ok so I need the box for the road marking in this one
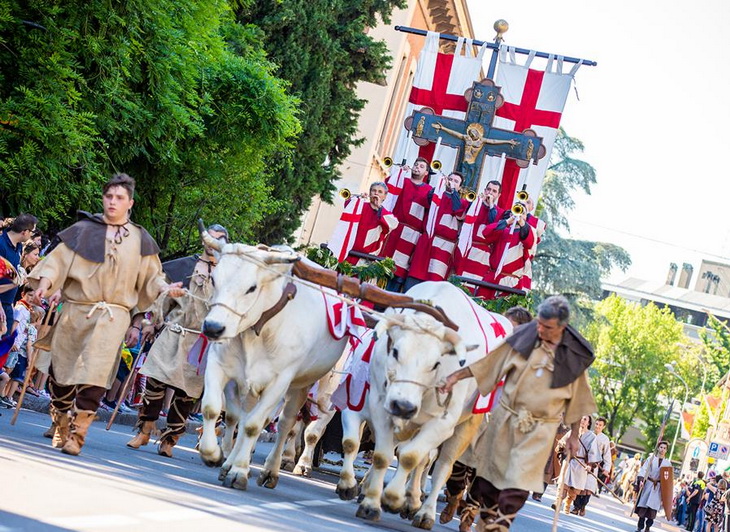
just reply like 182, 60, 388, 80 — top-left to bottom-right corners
47, 514, 141, 528
260, 502, 302, 510
296, 499, 337, 507
138, 508, 210, 522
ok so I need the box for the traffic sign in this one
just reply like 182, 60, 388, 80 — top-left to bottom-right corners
708, 442, 730, 460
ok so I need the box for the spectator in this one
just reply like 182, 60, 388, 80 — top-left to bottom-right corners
3, 285, 36, 405
687, 471, 706, 531
0, 214, 38, 333
704, 478, 726, 532
675, 480, 689, 526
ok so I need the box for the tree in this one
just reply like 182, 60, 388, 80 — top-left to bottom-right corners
0, 0, 299, 256
234, 0, 406, 243
701, 314, 730, 379
585, 294, 694, 445
532, 129, 631, 306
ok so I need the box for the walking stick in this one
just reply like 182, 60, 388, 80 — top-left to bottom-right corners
572, 456, 626, 504
105, 343, 143, 430
552, 450, 571, 532
11, 307, 55, 426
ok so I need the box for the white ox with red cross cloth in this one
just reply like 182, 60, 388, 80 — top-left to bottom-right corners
355, 281, 513, 529
198, 236, 365, 491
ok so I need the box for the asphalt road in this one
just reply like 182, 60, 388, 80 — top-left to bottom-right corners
0, 409, 681, 532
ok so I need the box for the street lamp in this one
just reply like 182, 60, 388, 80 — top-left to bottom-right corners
665, 363, 690, 462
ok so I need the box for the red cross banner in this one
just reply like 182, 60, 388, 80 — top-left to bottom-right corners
327, 198, 365, 262
391, 31, 485, 178
484, 47, 581, 209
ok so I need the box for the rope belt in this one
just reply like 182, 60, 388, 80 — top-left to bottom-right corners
499, 399, 561, 434
66, 299, 131, 321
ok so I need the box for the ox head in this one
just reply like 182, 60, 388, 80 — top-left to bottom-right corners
199, 224, 300, 340
375, 313, 478, 420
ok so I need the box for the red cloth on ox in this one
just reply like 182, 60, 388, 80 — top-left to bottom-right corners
474, 220, 535, 300
344, 203, 397, 265
381, 179, 433, 278
455, 202, 505, 281
409, 191, 468, 281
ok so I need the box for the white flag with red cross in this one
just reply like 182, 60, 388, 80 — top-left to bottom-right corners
327, 197, 366, 262
485, 46, 581, 210
385, 31, 486, 212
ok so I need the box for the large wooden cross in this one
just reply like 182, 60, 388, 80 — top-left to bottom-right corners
406, 79, 546, 190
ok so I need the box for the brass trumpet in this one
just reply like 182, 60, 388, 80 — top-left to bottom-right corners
339, 188, 352, 200
431, 160, 442, 172
511, 202, 526, 216
383, 157, 393, 168
516, 186, 529, 202
462, 189, 477, 202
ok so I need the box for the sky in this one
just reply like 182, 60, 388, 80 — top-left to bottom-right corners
466, 0, 730, 285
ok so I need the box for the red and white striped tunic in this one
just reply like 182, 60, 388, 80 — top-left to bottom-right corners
381, 179, 433, 278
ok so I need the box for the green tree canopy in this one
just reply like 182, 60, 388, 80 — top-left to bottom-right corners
233, 0, 405, 243
532, 129, 631, 308
585, 294, 693, 445
0, 0, 300, 256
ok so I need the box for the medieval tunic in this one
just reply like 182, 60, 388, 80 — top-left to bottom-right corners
561, 429, 601, 492
381, 179, 433, 278
475, 218, 535, 299
467, 323, 597, 494
408, 190, 468, 281
28, 218, 165, 389
456, 202, 504, 280
139, 262, 213, 398
635, 454, 672, 516
584, 431, 612, 494
344, 202, 398, 265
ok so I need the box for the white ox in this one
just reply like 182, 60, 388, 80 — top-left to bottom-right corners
356, 281, 513, 529
198, 236, 354, 491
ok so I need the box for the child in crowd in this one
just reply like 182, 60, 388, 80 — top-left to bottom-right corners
2, 285, 36, 406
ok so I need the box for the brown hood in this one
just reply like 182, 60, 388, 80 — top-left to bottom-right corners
506, 320, 594, 388
58, 211, 160, 263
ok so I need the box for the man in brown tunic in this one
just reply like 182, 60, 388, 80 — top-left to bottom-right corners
440, 295, 597, 531
126, 223, 228, 457
30, 174, 182, 456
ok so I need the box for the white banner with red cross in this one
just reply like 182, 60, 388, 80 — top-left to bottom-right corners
385, 31, 486, 211
484, 46, 581, 209
327, 197, 366, 262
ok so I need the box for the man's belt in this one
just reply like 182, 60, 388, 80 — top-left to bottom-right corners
65, 299, 131, 321
499, 399, 561, 434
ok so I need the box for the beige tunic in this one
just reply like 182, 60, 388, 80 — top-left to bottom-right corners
469, 341, 597, 493
139, 265, 212, 398
28, 226, 165, 388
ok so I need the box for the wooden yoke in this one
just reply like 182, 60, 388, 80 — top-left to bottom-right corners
292, 261, 459, 331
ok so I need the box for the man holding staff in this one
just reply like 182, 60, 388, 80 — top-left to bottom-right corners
30, 173, 183, 456
440, 295, 597, 530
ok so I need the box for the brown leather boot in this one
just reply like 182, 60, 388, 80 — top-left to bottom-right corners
126, 420, 156, 449
50, 407, 71, 449
157, 433, 181, 458
61, 409, 96, 456
459, 504, 479, 532
43, 421, 57, 439
440, 493, 463, 524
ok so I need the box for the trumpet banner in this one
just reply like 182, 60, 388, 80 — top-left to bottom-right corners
485, 47, 581, 209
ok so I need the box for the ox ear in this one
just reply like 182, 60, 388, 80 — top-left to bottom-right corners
374, 318, 389, 341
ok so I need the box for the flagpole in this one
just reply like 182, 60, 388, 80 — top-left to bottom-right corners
486, 20, 509, 79
393, 25, 598, 70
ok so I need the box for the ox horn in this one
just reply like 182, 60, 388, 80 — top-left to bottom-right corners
262, 251, 301, 265
441, 327, 468, 367
198, 219, 223, 252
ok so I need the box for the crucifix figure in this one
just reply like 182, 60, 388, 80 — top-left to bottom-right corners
405, 79, 546, 190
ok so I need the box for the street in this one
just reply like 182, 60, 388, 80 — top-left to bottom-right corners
1, 409, 681, 532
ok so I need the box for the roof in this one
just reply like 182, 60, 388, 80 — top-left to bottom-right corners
603, 278, 730, 320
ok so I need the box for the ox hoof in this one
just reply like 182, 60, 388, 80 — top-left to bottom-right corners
382, 495, 404, 515
200, 449, 224, 468
281, 459, 296, 473
217, 464, 232, 482
412, 513, 435, 530
222, 470, 249, 491
357, 493, 365, 504
292, 464, 312, 477
356, 504, 381, 522
336, 484, 359, 501
400, 504, 421, 521
257, 470, 279, 489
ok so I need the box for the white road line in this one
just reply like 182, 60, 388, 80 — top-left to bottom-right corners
47, 514, 141, 528
296, 499, 336, 507
260, 502, 302, 510
138, 508, 210, 522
